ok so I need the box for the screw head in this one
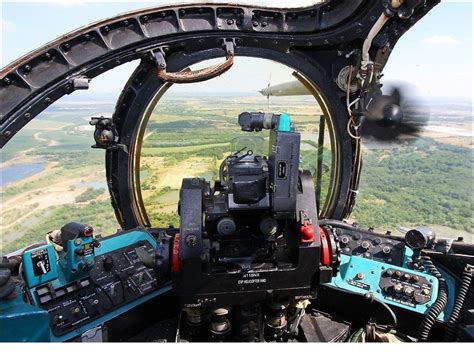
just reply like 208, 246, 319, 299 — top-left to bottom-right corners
185, 234, 198, 247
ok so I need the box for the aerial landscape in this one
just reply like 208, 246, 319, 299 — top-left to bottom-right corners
0, 91, 472, 255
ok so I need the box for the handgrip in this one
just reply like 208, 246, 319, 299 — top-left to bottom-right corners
157, 54, 234, 83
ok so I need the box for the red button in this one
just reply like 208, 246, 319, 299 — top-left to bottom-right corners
300, 221, 315, 242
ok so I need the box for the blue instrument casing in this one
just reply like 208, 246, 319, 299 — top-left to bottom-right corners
22, 244, 58, 288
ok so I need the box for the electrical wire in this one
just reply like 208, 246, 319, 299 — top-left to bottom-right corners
345, 64, 362, 141
444, 264, 473, 341
318, 219, 405, 242
417, 255, 449, 341
324, 284, 397, 331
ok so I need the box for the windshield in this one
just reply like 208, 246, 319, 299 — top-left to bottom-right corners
0, 1, 471, 255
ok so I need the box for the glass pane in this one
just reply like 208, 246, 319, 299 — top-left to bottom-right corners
139, 57, 335, 227
350, 99, 473, 242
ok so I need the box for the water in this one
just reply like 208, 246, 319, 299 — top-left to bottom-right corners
0, 163, 45, 187
78, 181, 108, 189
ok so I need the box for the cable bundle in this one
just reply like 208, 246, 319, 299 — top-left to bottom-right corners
417, 255, 449, 341
444, 264, 473, 341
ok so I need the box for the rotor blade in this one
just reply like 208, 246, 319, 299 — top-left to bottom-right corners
361, 82, 430, 142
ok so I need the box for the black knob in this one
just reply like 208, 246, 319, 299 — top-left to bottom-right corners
103, 256, 114, 271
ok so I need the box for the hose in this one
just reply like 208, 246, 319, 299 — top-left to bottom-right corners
444, 264, 473, 341
318, 219, 405, 242
417, 255, 449, 341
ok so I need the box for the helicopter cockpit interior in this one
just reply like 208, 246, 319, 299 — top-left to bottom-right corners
0, 0, 472, 343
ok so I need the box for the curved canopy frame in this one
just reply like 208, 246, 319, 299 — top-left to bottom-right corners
0, 0, 437, 146
0, 0, 439, 228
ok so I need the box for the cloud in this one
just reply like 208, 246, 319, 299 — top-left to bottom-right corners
2, 19, 17, 33
423, 35, 461, 46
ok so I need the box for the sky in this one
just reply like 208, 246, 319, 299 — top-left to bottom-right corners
1, 0, 472, 99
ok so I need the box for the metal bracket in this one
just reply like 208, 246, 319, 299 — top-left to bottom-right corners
150, 48, 167, 70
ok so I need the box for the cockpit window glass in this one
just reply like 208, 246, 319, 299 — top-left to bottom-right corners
349, 2, 473, 242
139, 57, 335, 227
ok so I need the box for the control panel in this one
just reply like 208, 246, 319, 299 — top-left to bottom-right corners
25, 230, 167, 338
23, 244, 58, 287
328, 253, 453, 319
379, 268, 433, 307
333, 227, 406, 266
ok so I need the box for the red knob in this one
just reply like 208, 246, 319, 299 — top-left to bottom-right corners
300, 221, 315, 242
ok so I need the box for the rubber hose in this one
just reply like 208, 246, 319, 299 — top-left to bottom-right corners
444, 264, 473, 341
417, 255, 448, 341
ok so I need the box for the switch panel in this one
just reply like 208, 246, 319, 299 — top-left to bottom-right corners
328, 254, 446, 317
23, 244, 58, 287
379, 268, 433, 307
34, 240, 159, 336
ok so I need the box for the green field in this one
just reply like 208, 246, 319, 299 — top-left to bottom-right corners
1, 95, 472, 254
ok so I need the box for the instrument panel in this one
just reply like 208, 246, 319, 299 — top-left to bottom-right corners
333, 227, 406, 266
12, 225, 458, 342
24, 230, 166, 338
327, 225, 454, 319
